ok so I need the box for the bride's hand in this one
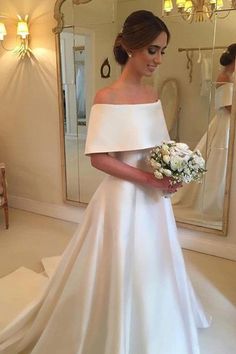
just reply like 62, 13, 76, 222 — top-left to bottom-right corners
145, 173, 182, 193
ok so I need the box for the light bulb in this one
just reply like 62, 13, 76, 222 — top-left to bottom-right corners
164, 0, 174, 13
184, 0, 193, 12
176, 0, 186, 8
17, 20, 29, 39
0, 22, 7, 41
216, 0, 224, 9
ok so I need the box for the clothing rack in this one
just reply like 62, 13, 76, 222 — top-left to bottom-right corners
178, 45, 227, 52
178, 46, 227, 83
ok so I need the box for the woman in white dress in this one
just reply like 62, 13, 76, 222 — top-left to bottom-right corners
0, 10, 210, 354
173, 44, 236, 225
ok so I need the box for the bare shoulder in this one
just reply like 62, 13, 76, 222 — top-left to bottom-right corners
93, 87, 115, 104
216, 73, 231, 87
144, 84, 159, 101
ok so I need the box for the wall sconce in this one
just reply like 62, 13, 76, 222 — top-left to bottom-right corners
0, 15, 32, 58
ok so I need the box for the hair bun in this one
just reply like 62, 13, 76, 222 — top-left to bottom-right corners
220, 43, 236, 66
113, 33, 128, 65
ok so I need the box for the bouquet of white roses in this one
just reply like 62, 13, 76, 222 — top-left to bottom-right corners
148, 140, 206, 185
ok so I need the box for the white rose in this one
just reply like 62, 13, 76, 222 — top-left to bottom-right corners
170, 155, 185, 172
183, 152, 191, 162
194, 156, 205, 169
154, 170, 163, 179
161, 144, 169, 154
163, 155, 170, 164
162, 168, 172, 177
150, 159, 161, 169
176, 142, 190, 151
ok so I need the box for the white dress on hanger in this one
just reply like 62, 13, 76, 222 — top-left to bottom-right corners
172, 82, 234, 224
0, 102, 210, 354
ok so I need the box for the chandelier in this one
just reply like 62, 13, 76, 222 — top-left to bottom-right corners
163, 0, 236, 22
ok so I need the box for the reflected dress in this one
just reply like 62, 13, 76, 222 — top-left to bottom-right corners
0, 102, 210, 354
172, 83, 234, 224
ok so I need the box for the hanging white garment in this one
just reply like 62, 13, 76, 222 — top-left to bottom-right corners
76, 63, 86, 118
0, 102, 210, 354
172, 82, 234, 224
200, 55, 212, 97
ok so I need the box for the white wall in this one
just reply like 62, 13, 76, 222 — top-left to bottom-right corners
0, 0, 63, 205
0, 0, 236, 260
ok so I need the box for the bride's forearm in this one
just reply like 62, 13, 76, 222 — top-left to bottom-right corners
90, 153, 175, 191
90, 153, 149, 185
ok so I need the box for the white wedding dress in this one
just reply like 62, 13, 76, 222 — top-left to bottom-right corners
0, 102, 210, 354
172, 82, 234, 226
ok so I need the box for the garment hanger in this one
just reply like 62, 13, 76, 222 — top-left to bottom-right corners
197, 47, 202, 64
186, 49, 194, 83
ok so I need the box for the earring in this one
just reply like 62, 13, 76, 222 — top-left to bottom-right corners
127, 52, 132, 58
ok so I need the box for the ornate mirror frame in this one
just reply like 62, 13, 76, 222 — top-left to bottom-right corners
53, 0, 68, 206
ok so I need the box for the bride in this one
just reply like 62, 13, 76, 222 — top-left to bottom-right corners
0, 10, 210, 354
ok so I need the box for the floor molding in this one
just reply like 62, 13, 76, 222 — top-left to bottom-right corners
9, 195, 84, 224
9, 195, 236, 261
179, 230, 236, 261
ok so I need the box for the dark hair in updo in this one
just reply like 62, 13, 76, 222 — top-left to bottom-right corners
113, 10, 170, 65
220, 43, 236, 66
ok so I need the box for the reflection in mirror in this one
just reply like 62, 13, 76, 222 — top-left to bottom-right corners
169, 11, 236, 234
55, 1, 236, 234
60, 26, 104, 202
172, 78, 235, 231
58, 0, 116, 203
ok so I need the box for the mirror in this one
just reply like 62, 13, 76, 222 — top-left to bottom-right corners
161, 10, 236, 234
54, 0, 236, 235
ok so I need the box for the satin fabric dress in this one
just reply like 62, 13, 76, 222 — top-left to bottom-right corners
0, 102, 210, 354
172, 83, 234, 225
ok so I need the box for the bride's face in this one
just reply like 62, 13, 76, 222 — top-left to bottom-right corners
130, 31, 168, 77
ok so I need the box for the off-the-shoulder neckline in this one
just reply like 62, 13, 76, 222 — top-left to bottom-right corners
216, 82, 234, 89
93, 100, 160, 107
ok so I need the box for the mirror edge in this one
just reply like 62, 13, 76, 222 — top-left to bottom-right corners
176, 221, 226, 236
221, 77, 236, 235
53, 0, 70, 204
